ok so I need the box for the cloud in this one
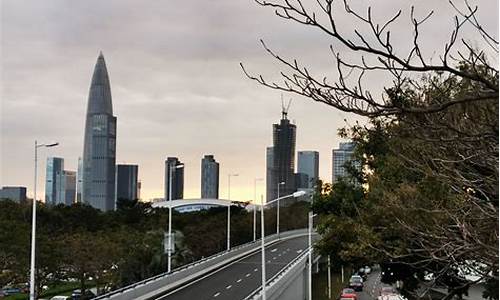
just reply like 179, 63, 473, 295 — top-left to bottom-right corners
1, 0, 497, 201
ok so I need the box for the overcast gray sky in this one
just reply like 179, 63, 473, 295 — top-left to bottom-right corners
1, 0, 497, 202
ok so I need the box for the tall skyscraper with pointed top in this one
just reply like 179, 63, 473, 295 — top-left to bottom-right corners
81, 52, 117, 211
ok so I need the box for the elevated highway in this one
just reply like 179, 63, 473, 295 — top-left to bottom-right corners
94, 229, 315, 300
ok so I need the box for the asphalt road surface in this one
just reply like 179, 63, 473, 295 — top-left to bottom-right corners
155, 235, 308, 300
355, 269, 392, 300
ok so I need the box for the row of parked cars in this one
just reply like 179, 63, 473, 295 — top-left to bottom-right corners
339, 266, 373, 300
339, 265, 403, 300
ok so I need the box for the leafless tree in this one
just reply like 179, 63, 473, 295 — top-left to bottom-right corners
241, 0, 498, 116
241, 0, 499, 296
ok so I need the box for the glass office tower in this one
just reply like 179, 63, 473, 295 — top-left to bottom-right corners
81, 52, 117, 211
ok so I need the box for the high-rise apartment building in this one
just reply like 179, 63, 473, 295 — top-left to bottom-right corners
116, 164, 139, 202
164, 157, 184, 201
45, 158, 76, 206
332, 142, 356, 183
45, 157, 64, 205
267, 109, 297, 202
81, 52, 117, 211
0, 186, 27, 202
298, 151, 319, 188
60, 171, 76, 206
201, 155, 219, 199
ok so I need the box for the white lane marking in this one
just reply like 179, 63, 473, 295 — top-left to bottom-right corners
226, 285, 232, 290
159, 233, 307, 299
296, 249, 303, 253
213, 292, 221, 297
278, 254, 281, 257
237, 279, 242, 283
246, 273, 251, 277
254, 268, 258, 272
267, 260, 271, 263
271, 248, 278, 252
273, 257, 277, 260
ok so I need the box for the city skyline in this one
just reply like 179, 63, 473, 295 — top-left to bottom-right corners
2, 0, 493, 202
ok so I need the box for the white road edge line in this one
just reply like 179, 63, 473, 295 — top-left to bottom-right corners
152, 233, 309, 300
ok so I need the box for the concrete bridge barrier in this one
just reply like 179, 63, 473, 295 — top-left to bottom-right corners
93, 229, 308, 300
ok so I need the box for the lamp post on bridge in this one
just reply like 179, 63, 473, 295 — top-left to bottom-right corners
253, 178, 263, 242
30, 141, 59, 300
276, 181, 285, 238
259, 190, 306, 300
227, 173, 238, 251
308, 211, 318, 300
167, 162, 184, 273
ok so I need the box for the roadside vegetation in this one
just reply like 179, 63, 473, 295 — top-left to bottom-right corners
0, 198, 308, 298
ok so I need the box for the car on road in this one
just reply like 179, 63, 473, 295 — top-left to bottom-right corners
349, 276, 364, 291
364, 266, 372, 274
340, 288, 358, 300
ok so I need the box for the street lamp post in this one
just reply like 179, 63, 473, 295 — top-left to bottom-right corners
260, 194, 266, 300
253, 178, 263, 242
30, 141, 58, 300
259, 190, 306, 299
167, 162, 184, 273
227, 173, 238, 251
276, 181, 285, 237
308, 211, 318, 300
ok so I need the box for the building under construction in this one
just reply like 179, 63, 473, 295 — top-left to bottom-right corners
266, 100, 297, 202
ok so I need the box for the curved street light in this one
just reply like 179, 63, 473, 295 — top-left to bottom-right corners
259, 190, 306, 300
30, 141, 59, 300
167, 163, 184, 273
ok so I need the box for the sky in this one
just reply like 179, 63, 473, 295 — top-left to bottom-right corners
1, 0, 497, 202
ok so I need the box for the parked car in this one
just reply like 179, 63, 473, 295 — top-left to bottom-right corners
351, 274, 364, 282
349, 276, 364, 291
340, 288, 357, 300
